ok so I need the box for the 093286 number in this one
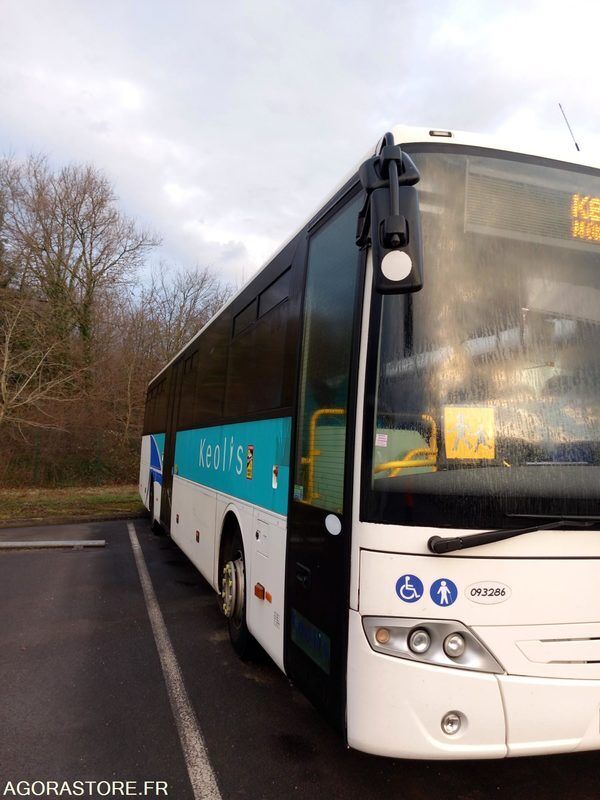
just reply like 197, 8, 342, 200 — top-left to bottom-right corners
470, 586, 505, 597
465, 581, 511, 604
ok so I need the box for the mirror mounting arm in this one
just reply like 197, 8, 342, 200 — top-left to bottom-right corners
356, 132, 424, 295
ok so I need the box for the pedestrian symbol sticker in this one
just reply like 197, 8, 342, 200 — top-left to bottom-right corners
444, 406, 495, 460
430, 578, 458, 606
396, 574, 424, 603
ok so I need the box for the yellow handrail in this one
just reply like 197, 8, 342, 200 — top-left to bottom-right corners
301, 408, 346, 503
374, 413, 438, 477
300, 409, 439, 499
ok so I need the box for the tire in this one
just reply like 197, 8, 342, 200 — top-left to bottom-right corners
220, 527, 255, 660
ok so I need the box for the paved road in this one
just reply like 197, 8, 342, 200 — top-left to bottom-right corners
1, 518, 599, 800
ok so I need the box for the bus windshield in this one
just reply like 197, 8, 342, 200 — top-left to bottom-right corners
366, 147, 600, 530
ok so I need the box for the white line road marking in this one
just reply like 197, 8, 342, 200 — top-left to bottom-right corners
0, 540, 105, 549
128, 522, 222, 800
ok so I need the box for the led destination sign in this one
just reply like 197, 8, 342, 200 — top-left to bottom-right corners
571, 193, 600, 243
464, 165, 600, 250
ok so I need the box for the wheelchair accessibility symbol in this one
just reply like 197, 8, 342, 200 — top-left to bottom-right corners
395, 574, 424, 603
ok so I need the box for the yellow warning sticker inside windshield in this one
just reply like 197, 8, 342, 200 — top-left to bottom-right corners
444, 407, 495, 460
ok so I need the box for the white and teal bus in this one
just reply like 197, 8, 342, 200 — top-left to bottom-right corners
140, 125, 600, 759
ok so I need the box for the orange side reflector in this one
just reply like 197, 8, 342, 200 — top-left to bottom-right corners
254, 583, 265, 600
265, 592, 272, 603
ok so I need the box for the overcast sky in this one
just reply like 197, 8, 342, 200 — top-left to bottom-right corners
1, 0, 599, 285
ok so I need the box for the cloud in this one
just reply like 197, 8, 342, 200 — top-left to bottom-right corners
0, 0, 598, 285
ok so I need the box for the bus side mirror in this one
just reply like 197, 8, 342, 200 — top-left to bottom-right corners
356, 135, 424, 295
370, 184, 423, 294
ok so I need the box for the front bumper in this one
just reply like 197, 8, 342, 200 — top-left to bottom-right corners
346, 610, 600, 759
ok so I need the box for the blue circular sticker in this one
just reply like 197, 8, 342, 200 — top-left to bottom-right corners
395, 574, 424, 603
430, 578, 458, 607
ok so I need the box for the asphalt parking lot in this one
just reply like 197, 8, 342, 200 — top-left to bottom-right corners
1, 517, 599, 800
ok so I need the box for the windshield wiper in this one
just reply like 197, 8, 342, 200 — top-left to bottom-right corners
427, 515, 600, 554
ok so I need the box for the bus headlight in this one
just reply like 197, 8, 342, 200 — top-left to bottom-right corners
443, 632, 466, 658
362, 617, 503, 673
408, 628, 431, 654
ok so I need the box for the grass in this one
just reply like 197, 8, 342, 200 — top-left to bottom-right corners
0, 484, 145, 524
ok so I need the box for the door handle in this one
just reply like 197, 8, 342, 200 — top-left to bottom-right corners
295, 563, 311, 588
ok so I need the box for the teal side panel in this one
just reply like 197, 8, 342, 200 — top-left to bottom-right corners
175, 417, 292, 515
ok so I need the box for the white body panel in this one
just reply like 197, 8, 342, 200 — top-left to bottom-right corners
170, 475, 286, 670
247, 508, 286, 670
347, 610, 508, 759
347, 610, 600, 759
171, 476, 218, 587
359, 547, 600, 678
358, 547, 600, 631
498, 675, 600, 756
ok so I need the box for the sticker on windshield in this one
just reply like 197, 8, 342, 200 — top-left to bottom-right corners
444, 406, 495, 460
466, 582, 511, 604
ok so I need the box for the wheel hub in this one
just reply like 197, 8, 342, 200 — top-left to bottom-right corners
221, 558, 244, 621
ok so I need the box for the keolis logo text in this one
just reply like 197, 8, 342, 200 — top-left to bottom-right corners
199, 436, 244, 475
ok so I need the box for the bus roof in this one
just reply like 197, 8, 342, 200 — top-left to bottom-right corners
391, 124, 599, 170
148, 124, 599, 386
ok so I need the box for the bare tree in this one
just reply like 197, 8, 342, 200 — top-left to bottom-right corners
73, 264, 232, 455
0, 177, 17, 290
142, 264, 232, 364
0, 152, 235, 486
0, 297, 76, 431
0, 156, 159, 363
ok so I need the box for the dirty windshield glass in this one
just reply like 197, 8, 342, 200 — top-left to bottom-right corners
367, 148, 600, 529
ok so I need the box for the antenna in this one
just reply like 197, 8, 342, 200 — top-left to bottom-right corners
558, 103, 581, 152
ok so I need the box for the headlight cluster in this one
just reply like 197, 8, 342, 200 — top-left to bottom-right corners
363, 617, 503, 673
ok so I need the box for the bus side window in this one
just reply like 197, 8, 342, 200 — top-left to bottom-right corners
177, 349, 199, 430
196, 316, 229, 423
259, 269, 291, 317
233, 299, 257, 337
225, 269, 292, 418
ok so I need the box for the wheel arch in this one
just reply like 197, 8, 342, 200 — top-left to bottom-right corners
216, 505, 245, 586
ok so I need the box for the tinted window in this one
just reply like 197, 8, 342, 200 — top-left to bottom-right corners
195, 315, 229, 422
259, 269, 291, 317
233, 299, 257, 337
178, 349, 199, 429
225, 298, 291, 417
294, 195, 362, 512
143, 377, 168, 434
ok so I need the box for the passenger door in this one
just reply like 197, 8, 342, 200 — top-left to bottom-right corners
285, 192, 364, 728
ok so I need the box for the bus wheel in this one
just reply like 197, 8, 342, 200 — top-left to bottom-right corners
220, 529, 254, 660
